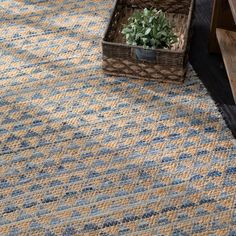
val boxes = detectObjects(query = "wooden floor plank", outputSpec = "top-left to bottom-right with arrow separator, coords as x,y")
216,28 -> 236,103
189,0 -> 236,138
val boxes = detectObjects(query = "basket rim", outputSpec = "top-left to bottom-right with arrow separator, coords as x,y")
102,0 -> 195,54
102,40 -> 186,54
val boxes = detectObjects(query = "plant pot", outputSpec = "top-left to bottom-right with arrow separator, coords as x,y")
133,48 -> 156,62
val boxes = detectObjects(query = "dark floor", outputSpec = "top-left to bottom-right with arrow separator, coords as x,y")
189,0 -> 236,138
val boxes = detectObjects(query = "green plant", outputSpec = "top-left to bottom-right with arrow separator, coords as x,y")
121,8 -> 177,49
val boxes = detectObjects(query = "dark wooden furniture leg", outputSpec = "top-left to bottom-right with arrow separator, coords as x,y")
209,0 -> 235,53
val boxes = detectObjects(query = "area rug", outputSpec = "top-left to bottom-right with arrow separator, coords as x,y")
0,0 -> 235,235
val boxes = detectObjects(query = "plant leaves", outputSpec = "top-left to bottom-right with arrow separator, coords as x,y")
121,8 -> 177,49
145,28 -> 151,35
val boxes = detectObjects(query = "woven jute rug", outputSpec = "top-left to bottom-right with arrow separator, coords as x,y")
0,0 -> 236,235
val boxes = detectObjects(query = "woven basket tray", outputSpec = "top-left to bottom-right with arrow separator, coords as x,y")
102,0 -> 195,83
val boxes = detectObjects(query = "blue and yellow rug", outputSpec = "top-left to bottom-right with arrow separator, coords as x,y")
0,0 -> 236,235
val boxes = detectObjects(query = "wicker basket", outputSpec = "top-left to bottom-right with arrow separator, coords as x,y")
102,0 -> 195,83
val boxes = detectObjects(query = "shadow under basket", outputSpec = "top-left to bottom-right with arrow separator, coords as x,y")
102,0 -> 195,83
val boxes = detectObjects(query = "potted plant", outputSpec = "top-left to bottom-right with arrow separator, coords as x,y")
121,8 -> 177,61
102,0 -> 194,83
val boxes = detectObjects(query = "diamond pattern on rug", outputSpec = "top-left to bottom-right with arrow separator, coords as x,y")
0,0 -> 235,235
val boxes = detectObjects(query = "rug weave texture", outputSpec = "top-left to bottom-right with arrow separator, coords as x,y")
0,0 -> 236,235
